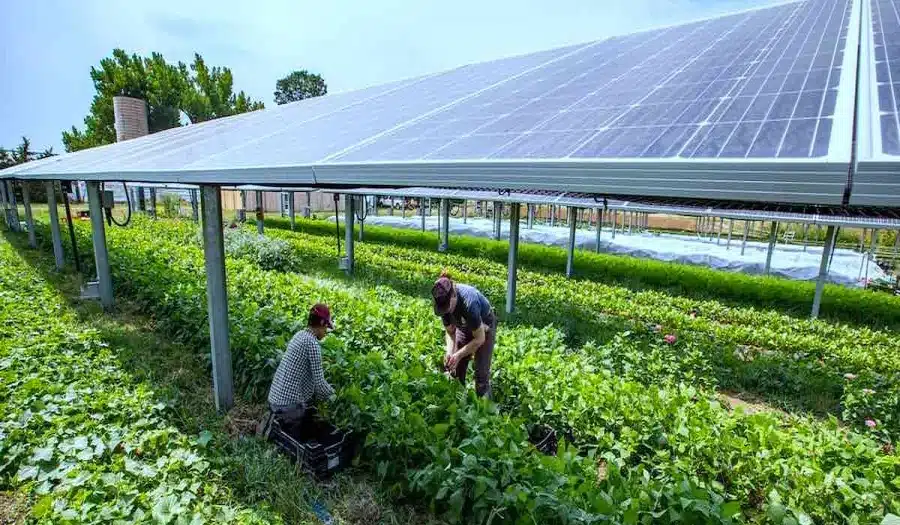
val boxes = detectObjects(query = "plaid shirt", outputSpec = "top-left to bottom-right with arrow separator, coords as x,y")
268,329 -> 334,407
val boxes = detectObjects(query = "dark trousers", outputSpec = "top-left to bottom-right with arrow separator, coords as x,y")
454,314 -> 496,398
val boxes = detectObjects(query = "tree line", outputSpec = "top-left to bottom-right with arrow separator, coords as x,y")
2,48 -> 328,169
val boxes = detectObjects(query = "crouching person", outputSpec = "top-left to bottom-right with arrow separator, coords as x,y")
259,303 -> 336,438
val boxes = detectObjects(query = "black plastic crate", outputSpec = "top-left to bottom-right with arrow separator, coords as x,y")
269,415 -> 361,479
529,425 -> 558,456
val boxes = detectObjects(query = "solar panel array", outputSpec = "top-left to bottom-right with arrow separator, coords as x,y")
332,0 -> 852,163
6,0 -> 892,207
872,0 -> 900,154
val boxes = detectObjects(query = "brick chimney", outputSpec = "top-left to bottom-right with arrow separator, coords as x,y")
113,96 -> 149,141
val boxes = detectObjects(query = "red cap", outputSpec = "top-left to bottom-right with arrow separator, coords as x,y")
310,303 -> 334,329
432,277 -> 454,315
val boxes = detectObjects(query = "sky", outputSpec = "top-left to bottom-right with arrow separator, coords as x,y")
0,0 -> 782,153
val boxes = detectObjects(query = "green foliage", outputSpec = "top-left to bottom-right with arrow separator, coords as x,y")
161,193 -> 181,218
223,228 -> 303,272
274,70 -> 327,105
0,239 -> 278,523
62,49 -> 264,152
32,217 -> 900,524
269,216 -> 900,330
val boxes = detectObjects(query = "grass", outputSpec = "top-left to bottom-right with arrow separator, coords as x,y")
2,230 -> 443,525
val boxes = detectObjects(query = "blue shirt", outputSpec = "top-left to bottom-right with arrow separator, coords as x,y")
441,284 -> 493,333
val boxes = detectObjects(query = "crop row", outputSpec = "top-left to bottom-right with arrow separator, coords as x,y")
254,223 -> 900,437
33,218 -> 900,524
264,216 -> 900,330
0,237 -> 276,524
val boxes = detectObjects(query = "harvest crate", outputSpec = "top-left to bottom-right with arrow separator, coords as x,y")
269,415 -> 362,479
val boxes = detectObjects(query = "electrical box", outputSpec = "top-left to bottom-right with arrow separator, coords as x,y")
337,257 -> 350,271
101,190 -> 115,210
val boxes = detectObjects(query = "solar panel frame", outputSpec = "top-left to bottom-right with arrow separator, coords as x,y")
852,0 -> 900,206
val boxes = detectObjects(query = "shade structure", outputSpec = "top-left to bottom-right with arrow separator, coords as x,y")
854,0 -> 900,206
3,0 -> 897,209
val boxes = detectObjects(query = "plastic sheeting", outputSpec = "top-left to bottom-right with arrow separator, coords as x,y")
358,215 -> 887,287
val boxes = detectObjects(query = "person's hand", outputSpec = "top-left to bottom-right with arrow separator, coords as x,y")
446,350 -> 463,372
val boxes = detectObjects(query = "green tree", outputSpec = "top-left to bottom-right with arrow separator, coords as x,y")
274,70 -> 327,105
63,49 -> 264,152
0,137 -> 55,201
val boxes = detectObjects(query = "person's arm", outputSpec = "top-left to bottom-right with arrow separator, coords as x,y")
446,309 -> 484,370
444,324 -> 457,361
309,340 -> 335,401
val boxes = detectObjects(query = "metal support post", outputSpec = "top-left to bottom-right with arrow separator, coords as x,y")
811,225 -> 837,319
255,191 -> 264,235
527,204 -> 534,229
6,180 -> 20,232
716,217 -> 723,245
764,221 -> 777,275
741,221 -> 750,255
550,205 -> 555,228
190,189 -> 199,222
288,192 -> 295,230
304,192 -> 311,218
595,208 -> 603,253
863,229 -> 879,286
344,194 -> 355,274
566,207 -> 578,278
439,198 -> 449,252
726,219 -> 734,250
493,201 -> 502,241
21,182 -> 36,248
86,182 -> 114,310
612,210 -> 617,239
462,199 -> 468,223
199,185 -> 234,412
859,229 -> 867,252
0,180 -> 8,229
506,203 -> 520,314
420,198 -> 426,231
390,197 -> 395,216
137,187 -> 146,212
148,188 -> 157,219
46,182 -> 65,269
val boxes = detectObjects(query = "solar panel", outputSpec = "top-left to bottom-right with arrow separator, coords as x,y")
331,0 -> 854,163
872,0 -> 900,154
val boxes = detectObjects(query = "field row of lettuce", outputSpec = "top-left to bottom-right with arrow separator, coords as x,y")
11,215 -> 894,524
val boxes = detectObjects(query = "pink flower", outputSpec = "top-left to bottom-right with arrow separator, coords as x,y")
844,373 -> 857,380
865,419 -> 877,429
664,334 -> 677,344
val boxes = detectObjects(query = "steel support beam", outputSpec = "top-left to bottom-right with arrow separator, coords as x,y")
811,225 -> 837,319
304,192 -> 311,218
199,185 -> 234,412
506,203 -> 521,315
439,198 -> 449,252
526,204 -> 534,229
863,229 -> 879,286
716,217 -> 723,245
595,208 -> 604,253
255,190 -> 264,234
0,180 -> 8,229
741,221 -> 750,255
420,198 -> 426,231
764,221 -> 777,275
288,192 -> 295,230
86,182 -> 114,310
148,188 -> 157,219
566,207 -> 578,278
344,194 -> 355,274
46,182 -> 65,269
21,182 -> 36,248
493,201 -> 502,241
137,187 -> 146,212
190,189 -> 199,222
612,210 -> 617,239
462,199 -> 468,223
6,180 -> 20,232
726,219 -> 734,250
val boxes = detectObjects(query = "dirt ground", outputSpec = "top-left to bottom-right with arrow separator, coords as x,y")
0,492 -> 27,525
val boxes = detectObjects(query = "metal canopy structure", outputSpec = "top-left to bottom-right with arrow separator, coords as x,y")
4,0 -> 899,413
2,0 -> 892,207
